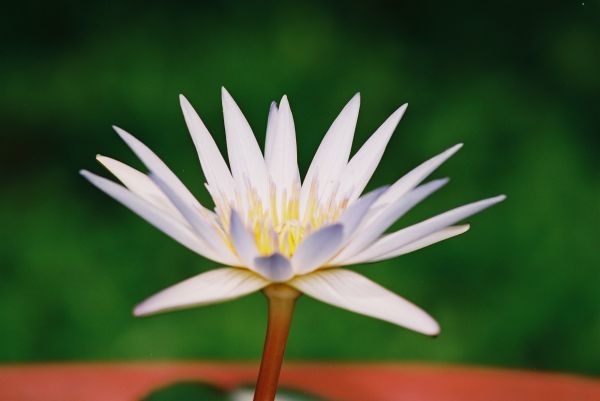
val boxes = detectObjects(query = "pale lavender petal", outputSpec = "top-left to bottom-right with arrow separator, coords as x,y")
221,87 -> 270,202
338,104 -> 407,202
345,195 -> 506,264
150,173 -> 238,265
333,178 -> 449,263
375,143 -> 463,209
80,170 -> 224,262
113,126 -> 213,216
266,95 -> 300,193
348,225 -> 470,264
134,268 -> 268,316
300,94 -> 360,215
229,209 -> 259,267
253,253 -> 294,282
337,186 -> 388,236
264,101 -> 278,166
180,95 -> 236,202
292,224 -> 344,274
96,155 -> 182,219
289,269 -> 440,336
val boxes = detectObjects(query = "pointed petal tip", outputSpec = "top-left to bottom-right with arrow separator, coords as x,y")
95,155 -> 114,169
79,169 -> 103,185
112,125 -> 129,139
179,95 -> 195,119
133,300 -> 159,317
278,94 -> 290,110
132,304 -> 147,317
385,103 -> 408,125
179,93 -> 189,106
221,87 -> 242,112
451,143 -> 464,152
413,312 -> 440,337
435,143 -> 463,161
489,194 -> 507,204
95,155 -> 118,169
396,103 -> 408,117
221,86 -> 231,99
427,323 -> 441,337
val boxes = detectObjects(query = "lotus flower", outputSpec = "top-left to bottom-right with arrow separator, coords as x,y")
81,88 -> 504,337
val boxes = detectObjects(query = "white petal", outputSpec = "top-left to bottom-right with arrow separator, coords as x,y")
375,143 -> 463,209
289,269 -> 439,336
266,95 -> 300,193
345,195 -> 506,264
80,170 -> 224,263
113,126 -> 212,216
338,104 -> 407,202
264,101 -> 278,166
292,224 -> 344,274
96,155 -> 182,219
337,186 -> 388,236
150,173 -> 238,265
350,225 -> 470,264
300,94 -> 360,214
179,95 -> 236,202
221,87 -> 269,202
134,268 -> 268,316
253,253 -> 294,282
229,209 -> 259,267
333,178 -> 449,263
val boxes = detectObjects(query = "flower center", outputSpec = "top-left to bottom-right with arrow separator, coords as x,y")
212,180 -> 349,258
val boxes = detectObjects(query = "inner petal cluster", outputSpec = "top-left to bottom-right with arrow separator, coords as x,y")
213,180 -> 350,258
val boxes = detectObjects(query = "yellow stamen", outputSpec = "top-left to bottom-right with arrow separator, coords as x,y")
213,180 -> 348,258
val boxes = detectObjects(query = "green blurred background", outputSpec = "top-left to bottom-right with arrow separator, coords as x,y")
1,0 -> 598,375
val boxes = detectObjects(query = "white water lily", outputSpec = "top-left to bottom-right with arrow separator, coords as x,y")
81,88 -> 505,336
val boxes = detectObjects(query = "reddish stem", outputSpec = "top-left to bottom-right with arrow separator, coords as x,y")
253,284 -> 300,401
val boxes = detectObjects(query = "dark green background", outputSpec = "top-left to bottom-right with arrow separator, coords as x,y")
1,1 -> 598,375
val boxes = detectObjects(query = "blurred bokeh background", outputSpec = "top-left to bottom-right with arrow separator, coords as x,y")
1,0 -> 598,376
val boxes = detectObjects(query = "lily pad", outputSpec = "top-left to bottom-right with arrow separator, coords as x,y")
141,381 -> 228,401
229,387 -> 327,401
141,382 -> 327,401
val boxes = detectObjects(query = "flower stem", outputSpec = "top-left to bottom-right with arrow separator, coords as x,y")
253,284 -> 301,401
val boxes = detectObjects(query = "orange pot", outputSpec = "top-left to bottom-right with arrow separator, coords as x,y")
0,363 -> 598,401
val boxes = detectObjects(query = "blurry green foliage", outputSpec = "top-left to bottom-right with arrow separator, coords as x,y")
0,1 -> 598,375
